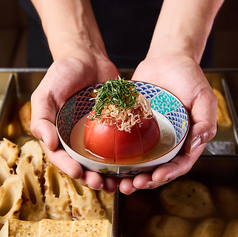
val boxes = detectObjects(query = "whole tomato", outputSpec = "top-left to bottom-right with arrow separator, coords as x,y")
84,112 -> 160,163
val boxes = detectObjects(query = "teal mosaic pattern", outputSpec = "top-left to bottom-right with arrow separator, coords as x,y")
150,90 -> 181,114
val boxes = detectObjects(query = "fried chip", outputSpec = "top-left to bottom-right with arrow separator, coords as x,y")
0,138 -> 19,168
0,157 -> 13,186
44,163 -> 72,220
63,174 -> 106,220
0,176 -> 23,228
16,158 -> 47,221
19,140 -> 44,176
97,190 -> 114,222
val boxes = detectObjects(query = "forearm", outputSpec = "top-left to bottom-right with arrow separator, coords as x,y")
148,0 -> 224,63
31,0 -> 106,60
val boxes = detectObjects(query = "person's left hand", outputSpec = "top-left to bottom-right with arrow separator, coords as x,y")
118,52 -> 217,194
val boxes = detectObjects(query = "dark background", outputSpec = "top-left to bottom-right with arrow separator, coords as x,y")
0,0 -> 237,68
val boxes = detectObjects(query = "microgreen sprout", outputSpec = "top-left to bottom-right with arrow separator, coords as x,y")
91,78 -> 138,120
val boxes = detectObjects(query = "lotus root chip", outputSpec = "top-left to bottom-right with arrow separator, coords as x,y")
0,157 -> 14,186
0,175 -> 23,228
16,158 -> 47,221
0,138 -> 19,167
64,175 -> 106,220
44,163 -> 72,220
19,140 -> 44,175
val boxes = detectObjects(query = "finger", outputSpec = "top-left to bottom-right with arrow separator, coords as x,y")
152,144 -> 205,183
119,178 -> 137,195
31,119 -> 59,152
78,170 -> 104,190
40,141 -> 83,179
183,90 -> 217,154
31,86 -> 60,151
133,172 -> 169,190
102,176 -> 118,194
132,172 -> 152,189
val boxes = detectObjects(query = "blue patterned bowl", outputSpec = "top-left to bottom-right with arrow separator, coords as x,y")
56,81 -> 190,177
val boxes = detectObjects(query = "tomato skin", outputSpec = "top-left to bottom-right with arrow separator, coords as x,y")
84,112 -> 160,163
138,117 -> 160,156
84,118 -> 115,163
115,123 -> 143,162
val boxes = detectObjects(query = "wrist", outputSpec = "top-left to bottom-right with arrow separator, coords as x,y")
31,0 -> 107,61
147,0 -> 223,63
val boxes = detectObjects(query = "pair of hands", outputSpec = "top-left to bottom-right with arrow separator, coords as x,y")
30,52 -> 217,195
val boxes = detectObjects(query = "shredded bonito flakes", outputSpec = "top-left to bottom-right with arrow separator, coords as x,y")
94,93 -> 153,133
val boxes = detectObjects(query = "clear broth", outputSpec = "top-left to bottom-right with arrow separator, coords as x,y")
70,110 -> 176,164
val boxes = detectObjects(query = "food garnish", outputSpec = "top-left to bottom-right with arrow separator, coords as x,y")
90,78 -> 153,133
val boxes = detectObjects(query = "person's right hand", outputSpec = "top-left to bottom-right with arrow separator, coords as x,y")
31,50 -> 119,193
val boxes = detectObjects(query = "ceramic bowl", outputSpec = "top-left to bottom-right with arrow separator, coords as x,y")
56,81 -> 190,177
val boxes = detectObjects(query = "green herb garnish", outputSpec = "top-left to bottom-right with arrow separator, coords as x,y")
91,78 -> 138,120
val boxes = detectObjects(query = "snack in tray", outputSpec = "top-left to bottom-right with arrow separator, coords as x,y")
159,179 -> 216,219
19,140 -> 44,176
71,219 -> 112,237
63,173 -> 107,220
213,88 -> 232,127
0,218 -> 112,237
143,215 -> 192,237
19,101 -> 31,134
16,155 -> 47,221
212,185 -> 238,219
0,157 -> 13,186
44,163 -> 72,220
0,138 -> 19,168
0,176 -> 23,228
97,190 -> 114,221
223,220 -> 238,237
39,219 -> 72,236
84,78 -> 160,163
191,217 -> 225,237
0,138 -> 113,236
0,219 -> 39,237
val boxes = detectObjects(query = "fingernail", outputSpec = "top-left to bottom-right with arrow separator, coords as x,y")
190,135 -> 202,153
42,135 -> 50,150
86,183 -> 103,190
143,181 -> 155,189
131,188 -> 137,193
143,183 -> 151,189
155,178 -> 170,183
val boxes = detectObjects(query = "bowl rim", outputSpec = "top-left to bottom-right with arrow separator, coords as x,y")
56,80 -> 190,167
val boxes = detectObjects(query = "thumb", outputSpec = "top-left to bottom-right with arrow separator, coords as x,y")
183,93 -> 217,154
31,118 -> 59,152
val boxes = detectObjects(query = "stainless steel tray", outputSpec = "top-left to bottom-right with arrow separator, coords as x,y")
1,69 -> 238,237
0,69 -> 118,237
